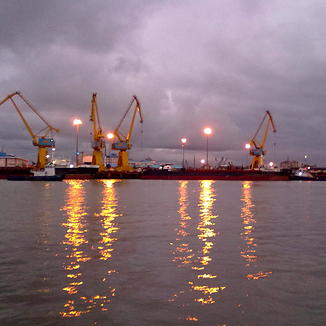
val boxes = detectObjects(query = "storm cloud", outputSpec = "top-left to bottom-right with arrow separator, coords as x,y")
1,0 -> 326,165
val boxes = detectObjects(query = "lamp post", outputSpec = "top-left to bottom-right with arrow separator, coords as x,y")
181,137 -> 187,169
73,118 -> 82,167
203,127 -> 212,168
107,132 -> 114,166
304,155 -> 307,166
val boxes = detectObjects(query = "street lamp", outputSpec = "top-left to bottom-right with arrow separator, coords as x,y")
106,132 -> 114,166
200,159 -> 206,166
73,118 -> 82,167
304,155 -> 308,166
203,127 -> 212,167
245,143 -> 251,150
181,137 -> 187,169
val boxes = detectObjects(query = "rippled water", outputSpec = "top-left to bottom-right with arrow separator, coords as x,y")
0,180 -> 325,326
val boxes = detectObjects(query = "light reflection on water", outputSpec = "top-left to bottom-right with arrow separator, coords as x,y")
241,181 -> 272,280
60,179 -> 121,318
193,180 -> 225,305
1,180 -> 324,326
172,180 -> 226,322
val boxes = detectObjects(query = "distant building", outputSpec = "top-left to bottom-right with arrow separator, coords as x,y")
0,152 -> 29,168
280,160 -> 301,169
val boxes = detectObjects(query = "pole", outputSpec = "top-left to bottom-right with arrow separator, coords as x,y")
104,141 -> 107,167
182,144 -> 185,168
75,125 -> 79,167
206,135 -> 209,167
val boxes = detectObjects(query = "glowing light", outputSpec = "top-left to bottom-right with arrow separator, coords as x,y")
69,164 -> 74,168
181,137 -> 187,144
245,143 -> 251,149
200,159 -> 205,165
203,127 -> 212,135
269,161 -> 274,167
73,118 -> 82,126
247,271 -> 272,280
107,132 -> 114,140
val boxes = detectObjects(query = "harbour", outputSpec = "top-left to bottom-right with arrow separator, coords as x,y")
1,2 -> 326,325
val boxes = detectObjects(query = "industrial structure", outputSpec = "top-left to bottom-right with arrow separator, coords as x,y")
112,95 -> 143,172
247,110 -> 276,169
89,93 -> 106,171
0,91 -> 59,169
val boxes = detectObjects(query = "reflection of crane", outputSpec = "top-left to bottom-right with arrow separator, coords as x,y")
0,91 -> 59,169
248,110 -> 276,169
112,95 -> 143,172
90,93 -> 106,171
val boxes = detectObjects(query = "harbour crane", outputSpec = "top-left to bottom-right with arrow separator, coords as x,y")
112,95 -> 143,172
247,110 -> 276,169
0,91 -> 59,169
90,93 -> 106,171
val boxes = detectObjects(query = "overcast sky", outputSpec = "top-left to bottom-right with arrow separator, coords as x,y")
1,0 -> 326,166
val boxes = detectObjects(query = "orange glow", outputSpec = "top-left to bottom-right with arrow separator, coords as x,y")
245,143 -> 251,149
241,181 -> 272,280
107,132 -> 114,140
203,127 -> 212,135
240,181 -> 256,266
73,118 -> 82,126
97,180 -> 121,261
191,180 -> 226,304
172,181 -> 193,267
60,180 -> 120,318
247,271 -> 273,280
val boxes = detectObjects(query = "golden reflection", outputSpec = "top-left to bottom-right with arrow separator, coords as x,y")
240,181 -> 256,267
97,180 -> 121,261
60,180 -> 120,318
241,181 -> 272,280
190,181 -> 224,305
172,181 -> 194,267
172,180 -> 225,311
61,180 -> 89,305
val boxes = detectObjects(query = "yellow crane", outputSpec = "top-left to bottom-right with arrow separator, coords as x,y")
248,110 -> 276,169
0,91 -> 59,169
112,95 -> 143,172
90,93 -> 106,171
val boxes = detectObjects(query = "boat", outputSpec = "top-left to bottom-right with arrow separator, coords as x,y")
139,168 -> 290,181
7,167 -> 64,181
290,168 -> 314,181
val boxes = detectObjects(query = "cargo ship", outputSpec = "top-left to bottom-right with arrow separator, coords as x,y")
139,168 -> 290,181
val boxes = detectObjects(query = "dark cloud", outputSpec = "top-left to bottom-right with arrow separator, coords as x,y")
1,0 -> 326,166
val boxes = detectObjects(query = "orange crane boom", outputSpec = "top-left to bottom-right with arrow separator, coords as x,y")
112,95 -> 143,172
248,110 -> 276,169
0,91 -> 59,169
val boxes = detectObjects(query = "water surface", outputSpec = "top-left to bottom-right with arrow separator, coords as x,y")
0,180 -> 325,326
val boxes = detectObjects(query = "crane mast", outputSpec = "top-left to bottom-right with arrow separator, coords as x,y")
112,95 -> 143,172
90,93 -> 106,171
248,110 -> 276,169
0,91 -> 59,169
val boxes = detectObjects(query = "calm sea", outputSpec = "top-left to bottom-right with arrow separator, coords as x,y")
0,180 -> 325,326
